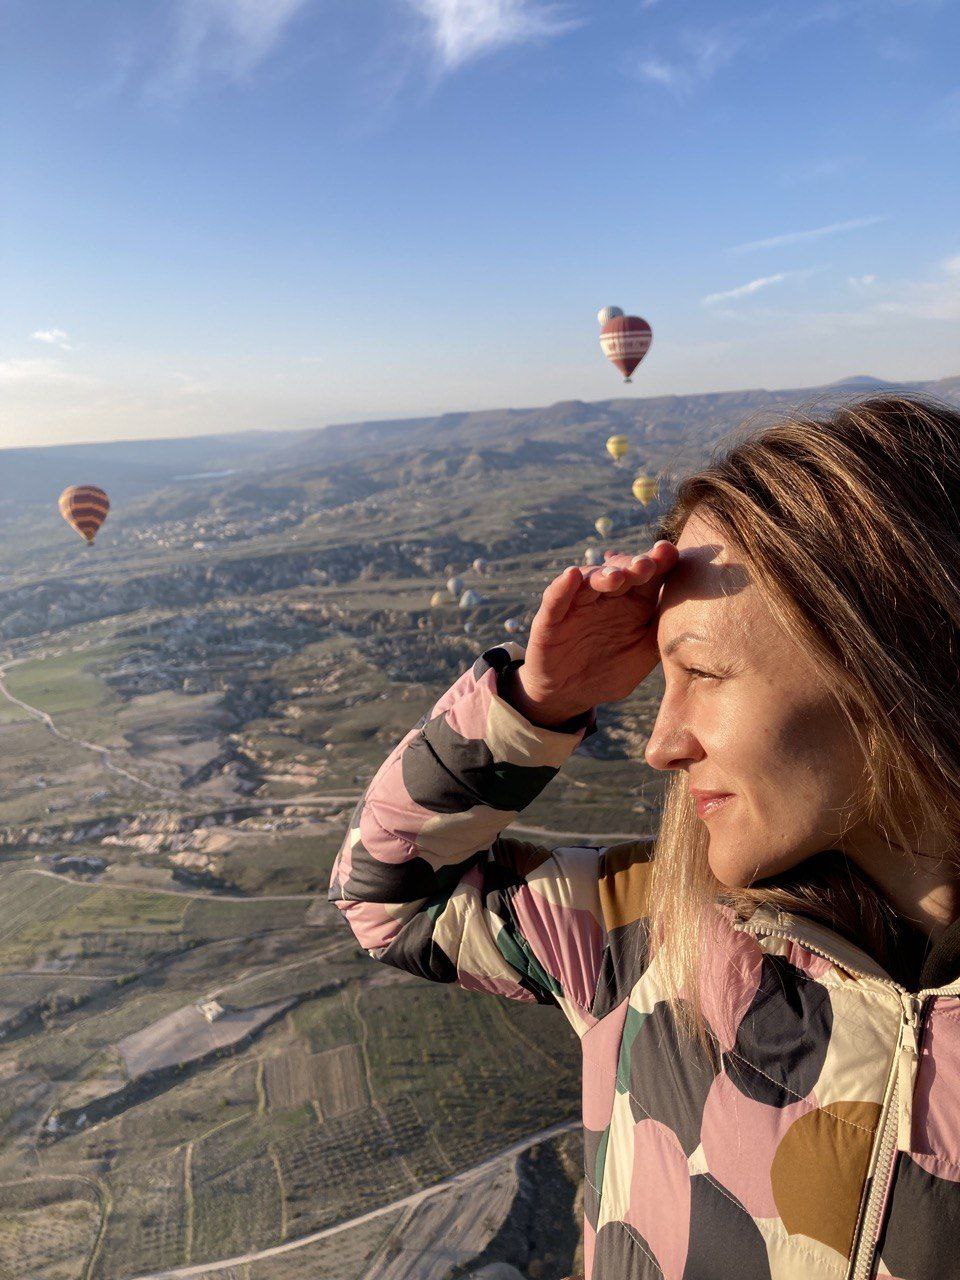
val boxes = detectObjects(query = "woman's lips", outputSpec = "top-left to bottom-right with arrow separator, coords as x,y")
691,791 -> 734,819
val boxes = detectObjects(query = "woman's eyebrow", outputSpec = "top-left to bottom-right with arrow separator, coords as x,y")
661,631 -> 709,658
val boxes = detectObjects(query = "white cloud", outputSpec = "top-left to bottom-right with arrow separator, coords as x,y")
633,27 -> 741,97
702,273 -> 796,306
730,216 -> 885,254
151,0 -> 311,95
408,0 -> 579,71
0,358 -> 91,387
806,254 -> 960,331
848,274 -> 877,289
31,327 -> 73,351
779,156 -> 855,187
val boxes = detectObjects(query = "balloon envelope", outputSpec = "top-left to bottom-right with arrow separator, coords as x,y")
600,315 -> 653,382
472,557 -> 488,575
595,516 -> 613,539
430,591 -> 446,608
504,617 -> 523,634
598,306 -> 624,326
632,473 -> 660,506
584,546 -> 603,566
59,485 -> 110,544
605,434 -> 630,464
446,576 -> 463,597
459,589 -> 482,609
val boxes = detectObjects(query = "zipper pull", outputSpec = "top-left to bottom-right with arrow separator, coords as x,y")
896,993 -> 923,1154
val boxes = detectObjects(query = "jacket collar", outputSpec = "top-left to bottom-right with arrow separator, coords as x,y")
732,903 -> 960,995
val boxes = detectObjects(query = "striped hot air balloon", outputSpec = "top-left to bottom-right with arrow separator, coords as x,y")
59,485 -> 110,545
600,315 -> 653,383
595,516 -> 614,539
632,473 -> 660,506
605,434 -> 630,465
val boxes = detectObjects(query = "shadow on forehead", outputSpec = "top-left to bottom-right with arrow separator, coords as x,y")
670,542 -> 751,602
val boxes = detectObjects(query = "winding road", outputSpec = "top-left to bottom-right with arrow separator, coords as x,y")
0,658 -> 174,796
128,1119 -> 579,1280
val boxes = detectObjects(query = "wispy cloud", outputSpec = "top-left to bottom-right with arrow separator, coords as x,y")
0,358 -> 91,387
702,273 -> 795,306
632,27 -> 742,97
805,253 -> 960,331
31,327 -> 73,351
149,0 -> 311,97
730,216 -> 885,254
407,0 -> 579,71
779,156 -> 855,187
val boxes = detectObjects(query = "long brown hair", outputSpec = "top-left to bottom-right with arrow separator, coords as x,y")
648,395 -> 960,1044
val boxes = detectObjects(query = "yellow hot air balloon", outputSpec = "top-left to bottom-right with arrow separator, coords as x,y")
430,591 -> 446,608
605,434 -> 630,465
59,485 -> 110,545
595,516 -> 613,539
631,474 -> 660,506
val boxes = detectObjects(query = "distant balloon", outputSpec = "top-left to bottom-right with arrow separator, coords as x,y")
600,315 -> 653,383
584,546 -> 603,567
595,516 -> 613,539
632,473 -> 660,506
464,621 -> 475,636
598,306 -> 624,327
504,617 -> 523,635
472,557 -> 488,575
59,485 -> 110,545
446,576 -> 463,597
430,591 -> 446,608
459,589 -> 482,610
605,434 -> 630,465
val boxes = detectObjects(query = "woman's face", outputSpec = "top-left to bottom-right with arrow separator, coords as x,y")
645,513 -> 867,888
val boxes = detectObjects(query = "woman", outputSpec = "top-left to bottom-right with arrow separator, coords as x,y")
329,396 -> 960,1280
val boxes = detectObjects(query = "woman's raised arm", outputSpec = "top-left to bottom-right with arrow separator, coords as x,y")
328,544 -> 677,1037
327,643 -> 608,1036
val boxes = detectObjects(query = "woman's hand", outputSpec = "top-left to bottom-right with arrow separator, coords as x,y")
507,541 -> 679,728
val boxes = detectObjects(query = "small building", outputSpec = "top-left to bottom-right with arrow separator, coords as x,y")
198,1000 -> 226,1023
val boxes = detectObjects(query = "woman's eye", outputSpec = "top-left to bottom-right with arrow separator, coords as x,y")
683,665 -> 720,681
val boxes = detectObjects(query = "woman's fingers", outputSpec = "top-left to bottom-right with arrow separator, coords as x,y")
589,541 -> 678,596
538,565 -> 585,623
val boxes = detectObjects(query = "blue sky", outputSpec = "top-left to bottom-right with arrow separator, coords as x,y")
2,0 -> 959,447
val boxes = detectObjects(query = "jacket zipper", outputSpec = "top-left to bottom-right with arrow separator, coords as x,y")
733,917 -> 960,1280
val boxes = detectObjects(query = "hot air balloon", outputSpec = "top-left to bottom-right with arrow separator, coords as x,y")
446,576 -> 463,597
584,546 -> 603,567
430,591 -> 446,608
472,557 -> 488,576
459,589 -> 482,610
605,434 -> 630,466
632,473 -> 660,506
600,315 -> 653,383
59,485 -> 110,545
464,621 -> 476,636
595,516 -> 613,539
598,306 -> 624,327
504,617 -> 523,635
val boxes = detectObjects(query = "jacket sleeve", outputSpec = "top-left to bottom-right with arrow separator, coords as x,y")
327,644 -> 610,1037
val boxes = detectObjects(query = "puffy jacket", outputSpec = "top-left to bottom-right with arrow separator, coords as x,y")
328,645 -> 960,1280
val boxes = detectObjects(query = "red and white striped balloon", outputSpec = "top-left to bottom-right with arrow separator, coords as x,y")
600,315 -> 653,383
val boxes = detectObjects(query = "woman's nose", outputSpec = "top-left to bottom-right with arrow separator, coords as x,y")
644,707 -> 704,772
